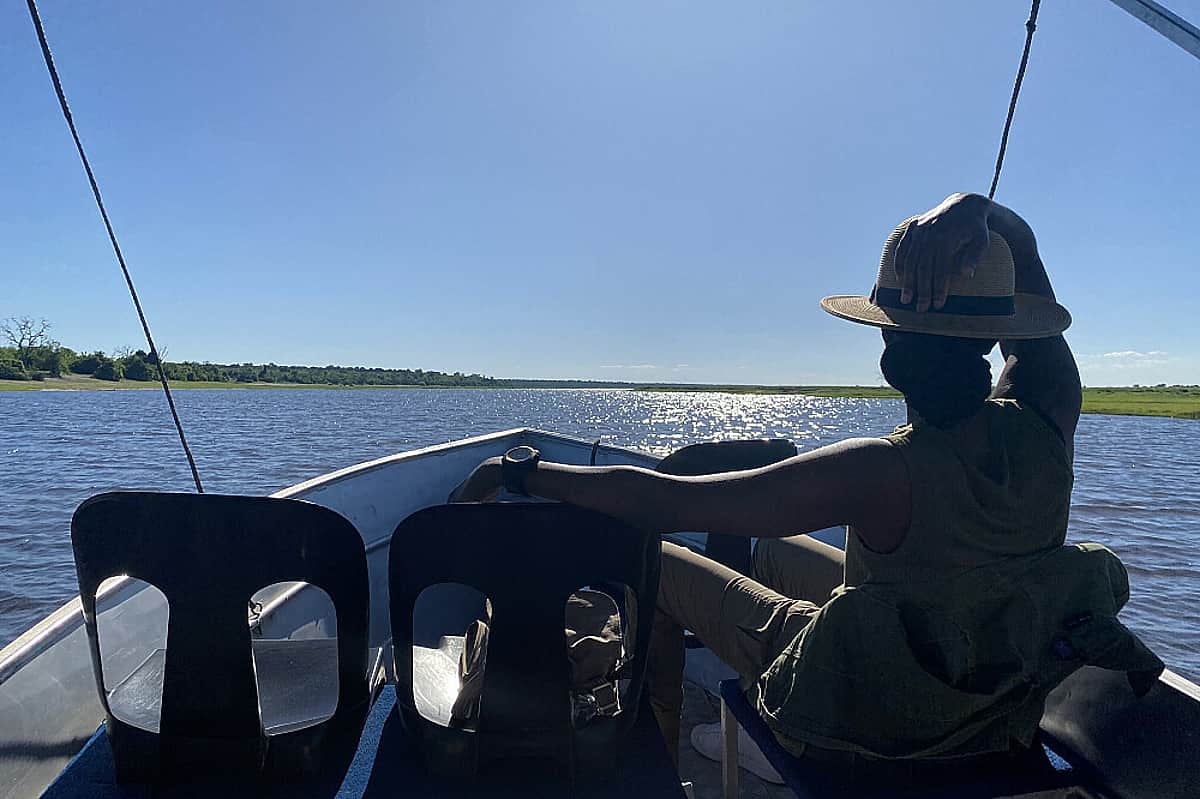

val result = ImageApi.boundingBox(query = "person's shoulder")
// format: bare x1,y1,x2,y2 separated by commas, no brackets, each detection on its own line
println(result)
811,435,907,463
804,437,910,490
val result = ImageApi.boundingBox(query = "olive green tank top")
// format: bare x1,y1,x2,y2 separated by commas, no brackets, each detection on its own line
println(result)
754,399,1163,760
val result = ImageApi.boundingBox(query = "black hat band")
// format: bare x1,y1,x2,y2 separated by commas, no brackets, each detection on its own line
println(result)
872,287,1015,316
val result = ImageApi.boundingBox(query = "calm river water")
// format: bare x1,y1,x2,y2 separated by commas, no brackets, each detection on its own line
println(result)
1,388,1197,681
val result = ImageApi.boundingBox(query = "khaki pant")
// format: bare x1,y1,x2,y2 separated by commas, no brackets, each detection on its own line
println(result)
647,535,845,764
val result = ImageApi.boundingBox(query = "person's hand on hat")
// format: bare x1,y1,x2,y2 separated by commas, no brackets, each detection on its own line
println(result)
821,197,1069,340
894,193,992,313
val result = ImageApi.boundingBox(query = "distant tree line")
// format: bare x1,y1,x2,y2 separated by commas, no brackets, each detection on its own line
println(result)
0,317,497,387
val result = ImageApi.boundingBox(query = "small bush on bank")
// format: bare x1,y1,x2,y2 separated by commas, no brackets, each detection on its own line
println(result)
93,360,123,381
0,360,28,380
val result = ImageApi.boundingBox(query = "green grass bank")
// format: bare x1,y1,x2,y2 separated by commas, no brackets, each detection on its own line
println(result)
637,385,1200,419
3,377,1197,419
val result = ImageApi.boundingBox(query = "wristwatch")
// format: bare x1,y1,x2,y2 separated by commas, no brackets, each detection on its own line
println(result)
501,445,541,496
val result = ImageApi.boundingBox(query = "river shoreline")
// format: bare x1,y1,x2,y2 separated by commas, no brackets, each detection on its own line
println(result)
3,377,1198,419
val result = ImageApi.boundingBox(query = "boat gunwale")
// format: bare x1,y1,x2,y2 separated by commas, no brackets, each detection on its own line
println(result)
1161,667,1200,702
270,427,531,500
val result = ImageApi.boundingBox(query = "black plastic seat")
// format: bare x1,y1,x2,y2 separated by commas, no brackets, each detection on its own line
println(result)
656,438,798,575
388,502,662,784
717,679,1081,799
71,491,372,783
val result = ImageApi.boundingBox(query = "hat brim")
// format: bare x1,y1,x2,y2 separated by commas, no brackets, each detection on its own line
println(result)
820,293,1071,340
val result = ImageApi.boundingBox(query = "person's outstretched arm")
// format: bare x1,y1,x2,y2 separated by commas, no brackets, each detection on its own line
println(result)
450,437,910,552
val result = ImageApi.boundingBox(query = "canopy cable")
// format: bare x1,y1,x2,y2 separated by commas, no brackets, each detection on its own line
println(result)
25,0,204,493
988,0,1042,199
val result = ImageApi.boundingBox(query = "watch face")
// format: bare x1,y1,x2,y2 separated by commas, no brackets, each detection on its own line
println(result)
507,445,538,464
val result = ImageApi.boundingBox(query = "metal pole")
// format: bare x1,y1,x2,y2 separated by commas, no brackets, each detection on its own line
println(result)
1107,0,1200,60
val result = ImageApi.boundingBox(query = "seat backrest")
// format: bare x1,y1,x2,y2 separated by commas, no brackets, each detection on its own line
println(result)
656,439,797,573
1041,666,1200,799
388,502,660,773
71,491,369,740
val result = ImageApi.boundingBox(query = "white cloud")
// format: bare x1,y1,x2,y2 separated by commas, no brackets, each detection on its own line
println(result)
1103,350,1167,358
598,363,658,370
1079,350,1175,369
1075,349,1197,386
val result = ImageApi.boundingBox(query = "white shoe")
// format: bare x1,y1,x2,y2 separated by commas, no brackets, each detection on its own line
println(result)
690,721,785,785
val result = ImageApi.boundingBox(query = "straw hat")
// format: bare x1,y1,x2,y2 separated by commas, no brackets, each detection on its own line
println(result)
821,217,1071,339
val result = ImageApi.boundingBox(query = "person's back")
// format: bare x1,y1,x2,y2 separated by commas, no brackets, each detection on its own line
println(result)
756,397,1158,760
849,397,1072,589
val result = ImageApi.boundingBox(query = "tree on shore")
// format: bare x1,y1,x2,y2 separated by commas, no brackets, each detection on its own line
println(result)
1,317,74,377
69,352,107,375
1,317,51,357
0,358,27,380
93,359,123,381
0,317,501,387
121,351,153,381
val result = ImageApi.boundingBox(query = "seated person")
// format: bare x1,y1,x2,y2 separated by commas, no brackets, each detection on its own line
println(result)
451,193,1162,787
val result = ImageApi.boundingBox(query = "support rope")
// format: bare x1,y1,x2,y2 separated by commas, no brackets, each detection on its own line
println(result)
25,0,204,493
989,0,1042,199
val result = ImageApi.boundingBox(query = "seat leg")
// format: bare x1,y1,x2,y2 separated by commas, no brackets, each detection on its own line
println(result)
721,696,739,799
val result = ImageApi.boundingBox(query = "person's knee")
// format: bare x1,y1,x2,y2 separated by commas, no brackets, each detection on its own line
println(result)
752,537,784,584
657,541,686,600
752,535,845,603
654,541,697,626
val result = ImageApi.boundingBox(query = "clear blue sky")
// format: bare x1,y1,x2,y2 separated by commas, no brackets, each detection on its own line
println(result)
4,1,1198,385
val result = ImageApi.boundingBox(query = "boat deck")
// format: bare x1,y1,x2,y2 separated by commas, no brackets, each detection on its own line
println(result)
43,683,687,798
44,676,1101,799
679,680,790,799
